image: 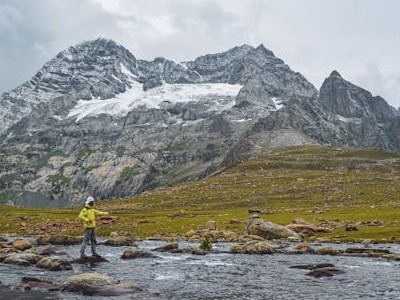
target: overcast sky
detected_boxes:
[1,0,399,107]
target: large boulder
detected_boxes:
[14,277,59,291]
[306,267,345,278]
[3,253,42,266]
[290,263,335,270]
[246,218,300,240]
[36,256,73,271]
[103,236,136,247]
[12,239,33,251]
[61,272,142,296]
[153,242,179,252]
[290,263,345,277]
[36,235,82,245]
[72,255,109,264]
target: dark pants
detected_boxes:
[80,227,97,256]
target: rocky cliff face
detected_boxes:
[319,71,397,149]
[0,38,398,207]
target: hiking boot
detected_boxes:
[92,253,101,257]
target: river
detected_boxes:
[1,240,400,299]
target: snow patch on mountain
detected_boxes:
[271,97,285,110]
[67,82,242,121]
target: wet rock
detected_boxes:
[345,248,391,255]
[237,234,265,243]
[231,241,279,254]
[3,253,41,266]
[72,255,109,264]
[121,249,157,259]
[104,236,136,247]
[153,242,179,252]
[0,247,17,254]
[37,235,82,245]
[344,247,393,258]
[15,277,59,291]
[190,248,208,255]
[314,246,339,255]
[12,239,33,251]
[36,247,57,256]
[286,242,315,254]
[61,272,142,296]
[290,263,335,270]
[381,253,400,261]
[36,256,73,271]
[186,229,238,242]
[246,218,300,240]
[306,267,345,278]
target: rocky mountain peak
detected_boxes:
[255,44,275,57]
[2,39,400,207]
[319,71,397,122]
[328,70,343,79]
[0,38,140,134]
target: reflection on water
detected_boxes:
[1,241,400,299]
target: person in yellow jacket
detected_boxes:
[78,196,108,259]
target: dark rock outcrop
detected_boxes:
[306,267,345,278]
[72,255,109,264]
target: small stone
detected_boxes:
[121,250,156,260]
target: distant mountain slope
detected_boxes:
[0,38,398,207]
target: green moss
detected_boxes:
[199,235,213,251]
[0,173,18,185]
[84,165,100,173]
[132,147,152,155]
[47,174,71,184]
[115,146,126,157]
[77,149,93,158]
[2,145,400,242]
[49,150,66,157]
[0,191,13,203]
[120,166,140,180]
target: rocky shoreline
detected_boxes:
[2,218,400,297]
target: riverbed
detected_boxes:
[1,240,400,299]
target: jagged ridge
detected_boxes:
[0,38,398,207]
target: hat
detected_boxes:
[85,196,95,205]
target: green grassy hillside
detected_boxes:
[2,145,400,243]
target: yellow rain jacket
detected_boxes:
[78,205,108,228]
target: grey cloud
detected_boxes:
[0,0,124,91]
[356,63,400,108]
[0,0,399,107]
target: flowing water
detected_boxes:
[1,240,400,299]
